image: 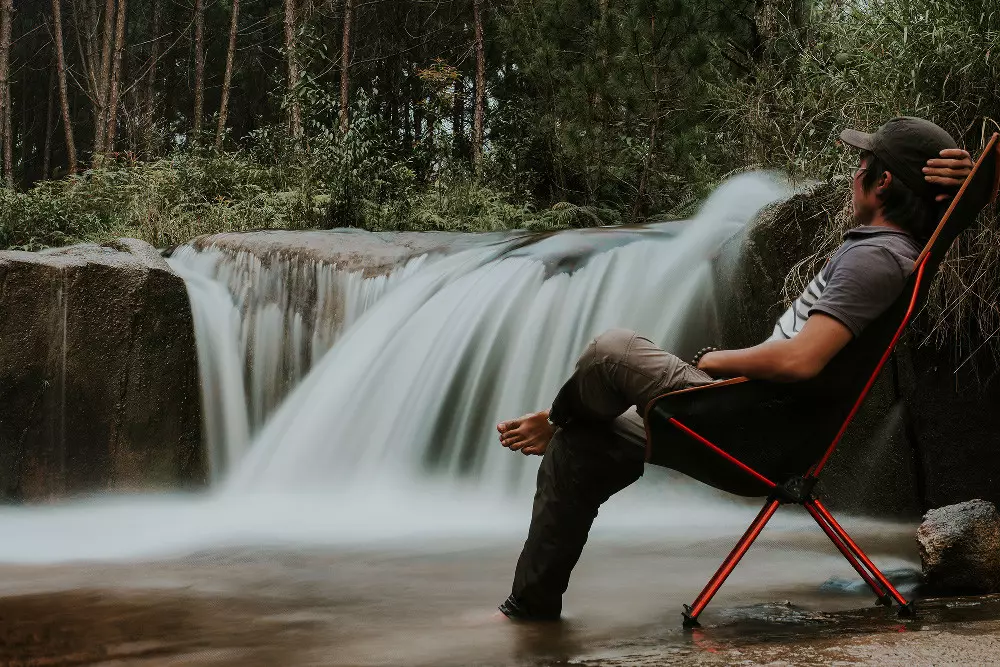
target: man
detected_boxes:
[496,117,974,621]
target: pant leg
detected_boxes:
[503,414,645,620]
[549,328,714,427]
[502,330,711,619]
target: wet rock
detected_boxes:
[718,601,832,625]
[188,228,495,277]
[917,499,1000,594]
[713,179,1000,518]
[0,239,203,500]
[712,181,922,518]
[821,567,921,596]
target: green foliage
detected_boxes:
[713,0,1000,365]
[493,0,757,215]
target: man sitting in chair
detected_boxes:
[496,117,974,621]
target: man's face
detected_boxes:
[851,153,880,224]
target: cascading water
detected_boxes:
[167,246,428,475]
[2,172,903,565]
[170,173,793,494]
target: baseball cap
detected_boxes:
[840,116,958,199]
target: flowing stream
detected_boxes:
[0,174,935,667]
[169,173,793,495]
[0,173,842,563]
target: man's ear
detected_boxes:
[875,170,893,195]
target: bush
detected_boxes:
[712,0,1000,370]
[0,143,612,253]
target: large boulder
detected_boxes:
[715,181,923,517]
[0,239,203,501]
[716,178,1000,517]
[917,500,1000,593]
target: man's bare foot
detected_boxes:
[497,411,554,456]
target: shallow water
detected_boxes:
[0,481,922,666]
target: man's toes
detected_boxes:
[501,432,524,447]
[498,419,520,434]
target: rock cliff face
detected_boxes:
[716,181,1000,516]
[0,239,203,500]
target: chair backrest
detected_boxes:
[646,135,999,494]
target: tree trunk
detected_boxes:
[403,66,412,148]
[284,0,302,138]
[193,0,205,141]
[52,0,78,174]
[0,0,12,186]
[105,0,126,154]
[93,0,116,159]
[472,0,486,171]
[216,0,241,150]
[143,0,161,156]
[452,76,464,152]
[632,47,660,223]
[413,64,423,144]
[43,65,56,179]
[339,0,354,134]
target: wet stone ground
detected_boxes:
[0,526,997,666]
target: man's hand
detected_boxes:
[925,148,973,202]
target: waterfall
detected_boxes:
[167,172,791,493]
[168,245,427,476]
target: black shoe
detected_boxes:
[498,594,561,622]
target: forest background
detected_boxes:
[0,0,998,362]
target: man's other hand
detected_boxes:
[925,148,973,202]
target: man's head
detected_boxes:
[841,117,959,241]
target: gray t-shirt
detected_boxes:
[769,226,922,341]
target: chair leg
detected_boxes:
[808,499,913,615]
[682,498,780,628]
[803,501,891,605]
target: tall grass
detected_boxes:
[713,0,1000,369]
[0,151,621,252]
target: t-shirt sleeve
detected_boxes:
[807,245,908,337]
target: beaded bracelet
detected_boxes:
[691,346,720,368]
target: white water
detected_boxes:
[0,172,811,564]
[167,246,428,473]
[226,173,791,493]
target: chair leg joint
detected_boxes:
[772,475,818,505]
[682,604,701,629]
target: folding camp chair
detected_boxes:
[643,134,1000,628]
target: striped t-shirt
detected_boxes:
[769,227,922,341]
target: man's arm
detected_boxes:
[697,313,853,382]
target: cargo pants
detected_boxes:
[500,328,714,620]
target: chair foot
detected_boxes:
[682,604,701,629]
[875,594,892,607]
[897,601,916,619]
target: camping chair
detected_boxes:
[643,134,1000,628]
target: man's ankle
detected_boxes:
[497,594,561,622]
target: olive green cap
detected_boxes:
[840,116,958,198]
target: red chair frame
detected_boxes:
[643,133,1000,628]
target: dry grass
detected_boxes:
[714,0,1000,370]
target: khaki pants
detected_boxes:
[502,328,714,620]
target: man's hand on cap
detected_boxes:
[924,148,973,202]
